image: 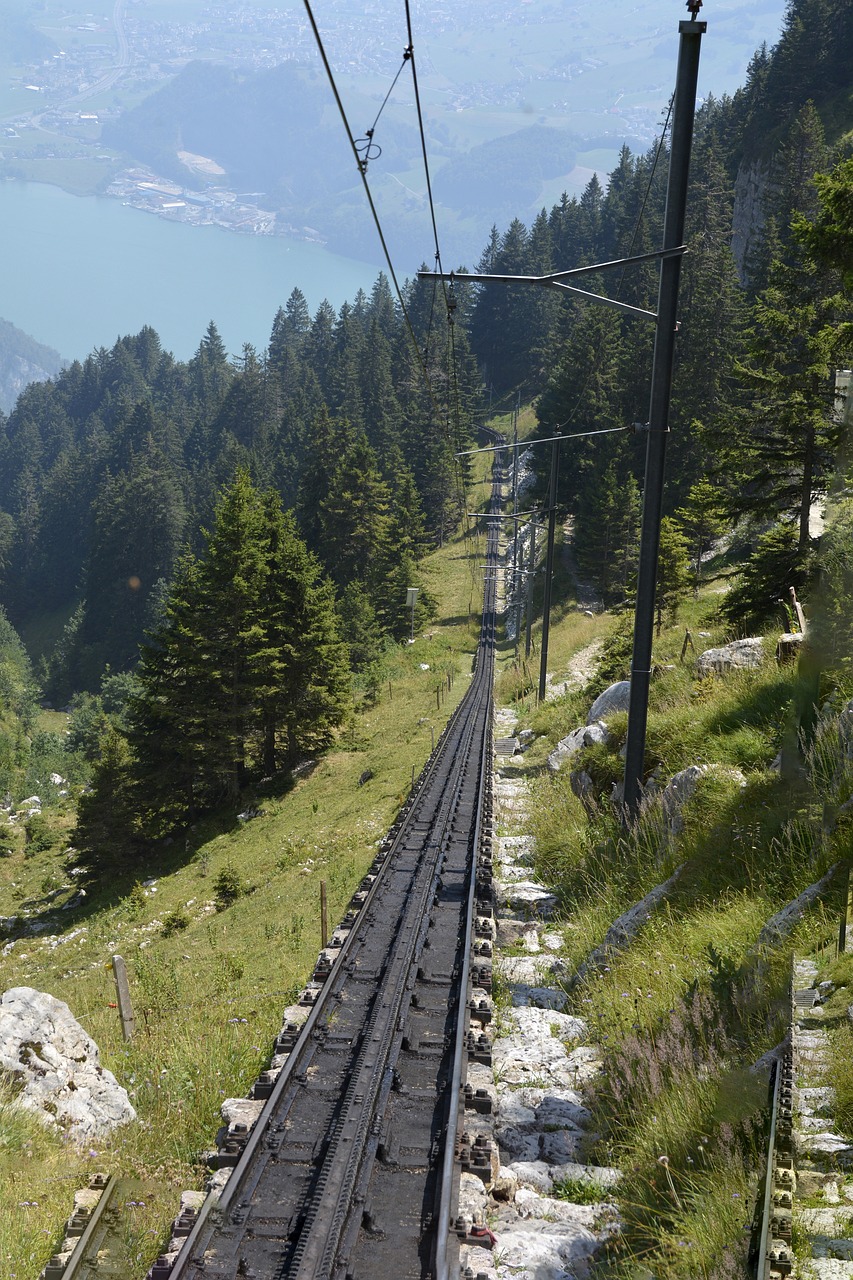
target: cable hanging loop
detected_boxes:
[354,130,382,172]
[356,46,413,172]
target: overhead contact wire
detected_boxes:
[301,0,441,416]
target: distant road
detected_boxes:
[64,0,130,105]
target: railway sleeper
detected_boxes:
[466,1031,492,1065]
[472,964,492,991]
[469,995,492,1023]
[38,1172,113,1280]
[464,1083,493,1114]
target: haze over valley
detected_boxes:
[0,0,785,364]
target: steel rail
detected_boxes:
[49,1175,118,1280]
[290,684,486,1278]
[167,682,482,1280]
[433,542,497,1280]
[755,1059,781,1280]
[168,449,505,1280]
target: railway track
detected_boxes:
[42,1174,143,1280]
[140,454,506,1280]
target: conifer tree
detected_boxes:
[654,517,690,636]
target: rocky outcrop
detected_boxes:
[659,763,745,836]
[756,866,839,948]
[587,681,630,723]
[0,318,64,413]
[732,156,771,284]
[0,986,135,1140]
[547,721,609,773]
[567,865,684,992]
[695,637,765,677]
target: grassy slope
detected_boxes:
[507,580,849,1278]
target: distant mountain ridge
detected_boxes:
[0,319,64,414]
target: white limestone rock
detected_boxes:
[513,1186,600,1225]
[497,881,558,917]
[221,1097,263,1129]
[694,636,765,677]
[587,682,631,724]
[757,865,839,947]
[569,866,684,990]
[458,1169,490,1222]
[492,1007,587,1086]
[510,985,568,1011]
[547,722,610,773]
[660,764,745,835]
[0,986,135,1140]
[797,1132,853,1158]
[491,1216,601,1280]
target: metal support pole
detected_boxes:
[512,397,520,653]
[623,17,705,820]
[525,517,537,659]
[538,438,560,702]
[320,881,328,950]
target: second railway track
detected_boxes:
[160,451,507,1280]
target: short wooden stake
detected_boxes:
[320,880,328,950]
[111,955,135,1042]
[388,680,393,701]
[431,726,435,752]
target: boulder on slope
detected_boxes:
[0,986,135,1141]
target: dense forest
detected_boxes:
[0,0,852,850]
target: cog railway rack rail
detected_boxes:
[49,448,507,1280]
[168,452,504,1280]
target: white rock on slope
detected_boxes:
[0,986,135,1141]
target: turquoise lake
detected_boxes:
[0,180,383,363]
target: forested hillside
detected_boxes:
[0,278,482,703]
[0,0,851,849]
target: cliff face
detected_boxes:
[0,320,64,413]
[731,156,771,285]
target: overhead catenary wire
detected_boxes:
[355,45,412,168]
[301,0,441,420]
[548,94,676,434]
[302,0,474,526]
[456,424,629,458]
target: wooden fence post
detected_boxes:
[111,955,135,1042]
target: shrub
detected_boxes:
[24,811,56,854]
[213,863,247,911]
[161,907,190,936]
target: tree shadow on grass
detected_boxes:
[8,772,305,935]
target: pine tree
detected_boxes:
[654,518,690,636]
[729,261,848,551]
[257,495,350,771]
[73,725,143,877]
[674,479,727,589]
[573,459,640,605]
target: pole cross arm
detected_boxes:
[417,245,687,323]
